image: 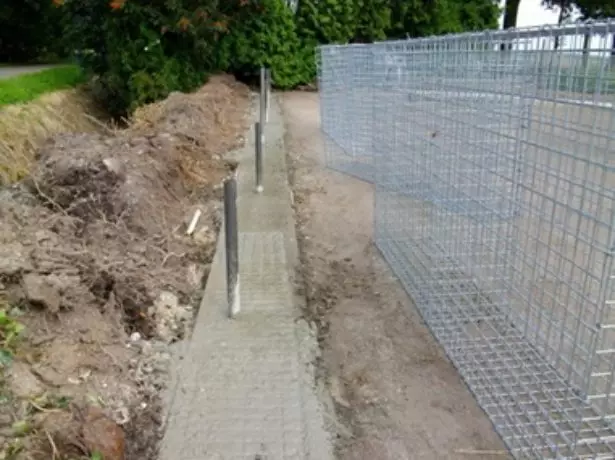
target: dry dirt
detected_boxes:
[0,88,109,185]
[282,91,511,460]
[0,75,250,460]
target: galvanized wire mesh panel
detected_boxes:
[318,44,376,181]
[320,22,615,458]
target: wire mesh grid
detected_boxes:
[319,22,615,459]
[318,44,378,181]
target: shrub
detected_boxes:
[218,0,312,88]
[59,0,228,116]
[0,0,67,63]
[388,0,499,39]
[295,0,357,45]
[354,0,391,43]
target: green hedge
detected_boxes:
[24,0,501,115]
[218,0,313,88]
[0,0,68,63]
[59,0,227,116]
[0,65,86,106]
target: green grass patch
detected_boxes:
[0,65,87,106]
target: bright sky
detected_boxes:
[498,0,567,28]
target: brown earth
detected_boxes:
[282,91,511,460]
[0,75,250,460]
[0,88,109,185]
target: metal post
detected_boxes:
[265,68,271,124]
[255,122,263,193]
[259,67,266,128]
[224,176,239,318]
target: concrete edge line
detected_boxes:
[159,97,254,435]
[159,91,336,459]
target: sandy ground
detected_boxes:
[282,91,510,459]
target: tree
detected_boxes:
[571,0,615,62]
[218,0,312,88]
[387,0,499,39]
[388,0,456,38]
[59,0,235,115]
[574,0,615,18]
[502,0,520,29]
[455,0,500,31]
[295,0,358,44]
[354,0,391,42]
[500,0,520,49]
[542,0,575,48]
[0,0,66,62]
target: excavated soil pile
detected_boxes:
[0,75,250,460]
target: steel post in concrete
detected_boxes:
[265,68,271,124]
[260,67,266,128]
[224,176,239,318]
[255,122,264,193]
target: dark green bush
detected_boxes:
[218,0,312,88]
[60,0,227,116]
[354,0,391,42]
[295,0,391,45]
[0,0,67,63]
[296,0,357,45]
[388,0,499,39]
[45,0,500,115]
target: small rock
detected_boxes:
[329,376,350,408]
[186,263,205,289]
[0,244,32,276]
[114,407,130,426]
[152,291,191,343]
[140,341,153,355]
[8,362,44,399]
[130,332,141,342]
[0,413,12,427]
[156,291,179,310]
[193,226,215,246]
[82,406,126,460]
[22,273,61,313]
[35,230,52,243]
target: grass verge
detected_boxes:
[0,65,87,107]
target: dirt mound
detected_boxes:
[0,88,106,185]
[0,75,250,460]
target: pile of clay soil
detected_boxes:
[0,75,250,460]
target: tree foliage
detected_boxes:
[388,0,499,39]
[296,0,358,44]
[354,0,391,42]
[574,0,615,18]
[218,0,312,88]
[0,0,66,62]
[0,0,502,113]
[59,0,232,115]
[502,0,520,29]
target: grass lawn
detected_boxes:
[0,65,86,106]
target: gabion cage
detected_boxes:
[318,22,615,458]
